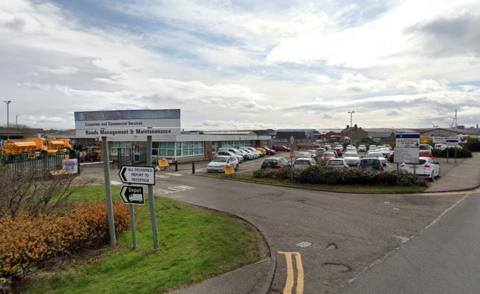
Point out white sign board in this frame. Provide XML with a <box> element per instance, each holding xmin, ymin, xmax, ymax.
<box><xmin>120</xmin><ymin>185</ymin><xmax>145</xmax><ymax>205</ymax></box>
<box><xmin>74</xmin><ymin>109</ymin><xmax>181</xmax><ymax>138</ymax></box>
<box><xmin>446</xmin><ymin>137</ymin><xmax>460</xmax><ymax>147</ymax></box>
<box><xmin>395</xmin><ymin>133</ymin><xmax>420</xmax><ymax>164</ymax></box>
<box><xmin>119</xmin><ymin>166</ymin><xmax>155</xmax><ymax>185</ymax></box>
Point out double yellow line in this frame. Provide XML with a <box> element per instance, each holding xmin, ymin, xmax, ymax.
<box><xmin>278</xmin><ymin>251</ymin><xmax>304</xmax><ymax>294</ymax></box>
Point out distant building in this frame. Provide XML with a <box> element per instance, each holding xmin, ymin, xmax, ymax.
<box><xmin>0</xmin><ymin>127</ymin><xmax>44</xmax><ymax>140</ymax></box>
<box><xmin>274</xmin><ymin>129</ymin><xmax>318</xmax><ymax>143</ymax></box>
<box><xmin>341</xmin><ymin>125</ymin><xmax>368</xmax><ymax>145</ymax></box>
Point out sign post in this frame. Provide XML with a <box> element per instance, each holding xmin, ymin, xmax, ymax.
<box><xmin>147</xmin><ymin>136</ymin><xmax>159</xmax><ymax>250</ymax></box>
<box><xmin>119</xmin><ymin>185</ymin><xmax>145</xmax><ymax>249</ymax></box>
<box><xmin>394</xmin><ymin>133</ymin><xmax>420</xmax><ymax>180</ymax></box>
<box><xmin>289</xmin><ymin>136</ymin><xmax>295</xmax><ymax>181</ymax></box>
<box><xmin>102</xmin><ymin>136</ymin><xmax>116</xmax><ymax>246</ymax></box>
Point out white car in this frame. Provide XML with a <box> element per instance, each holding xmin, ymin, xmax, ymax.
<box><xmin>358</xmin><ymin>145</ymin><xmax>367</xmax><ymax>152</ymax></box>
<box><xmin>294</xmin><ymin>157</ymin><xmax>316</xmax><ymax>169</ymax></box>
<box><xmin>369</xmin><ymin>145</ymin><xmax>377</xmax><ymax>151</ymax></box>
<box><xmin>400</xmin><ymin>157</ymin><xmax>440</xmax><ymax>180</ymax></box>
<box><xmin>343</xmin><ymin>151</ymin><xmax>360</xmax><ymax>166</ymax></box>
<box><xmin>296</xmin><ymin>151</ymin><xmax>314</xmax><ymax>158</ymax></box>
<box><xmin>217</xmin><ymin>150</ymin><xmax>243</xmax><ymax>162</ymax></box>
<box><xmin>346</xmin><ymin>145</ymin><xmax>357</xmax><ymax>152</ymax></box>
<box><xmin>207</xmin><ymin>156</ymin><xmax>239</xmax><ymax>173</ymax></box>
<box><xmin>219</xmin><ymin>147</ymin><xmax>245</xmax><ymax>161</ymax></box>
<box><xmin>326</xmin><ymin>158</ymin><xmax>348</xmax><ymax>168</ymax></box>
<box><xmin>242</xmin><ymin>147</ymin><xmax>261</xmax><ymax>158</ymax></box>
<box><xmin>365</xmin><ymin>152</ymin><xmax>387</xmax><ymax>166</ymax></box>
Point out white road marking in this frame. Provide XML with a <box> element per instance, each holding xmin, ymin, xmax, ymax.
<box><xmin>166</xmin><ymin>173</ymin><xmax>183</xmax><ymax>177</ymax></box>
<box><xmin>156</xmin><ymin>185</ymin><xmax>195</xmax><ymax>195</ymax></box>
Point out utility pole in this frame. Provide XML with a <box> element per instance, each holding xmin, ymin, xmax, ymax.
<box><xmin>347</xmin><ymin>111</ymin><xmax>355</xmax><ymax>127</ymax></box>
<box><xmin>3</xmin><ymin>100</ymin><xmax>11</xmax><ymax>128</ymax></box>
<box><xmin>454</xmin><ymin>109</ymin><xmax>458</xmax><ymax>129</ymax></box>
<box><xmin>15</xmin><ymin>115</ymin><xmax>18</xmax><ymax>128</ymax></box>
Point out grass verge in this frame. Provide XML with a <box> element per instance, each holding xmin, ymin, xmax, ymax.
<box><xmin>22</xmin><ymin>185</ymin><xmax>264</xmax><ymax>294</ymax></box>
<box><xmin>201</xmin><ymin>172</ymin><xmax>426</xmax><ymax>194</ymax></box>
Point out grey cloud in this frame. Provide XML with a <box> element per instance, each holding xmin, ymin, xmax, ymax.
<box><xmin>406</xmin><ymin>13</ymin><xmax>480</xmax><ymax>57</ymax></box>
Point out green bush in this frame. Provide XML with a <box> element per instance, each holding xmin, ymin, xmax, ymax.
<box><xmin>466</xmin><ymin>138</ymin><xmax>480</xmax><ymax>152</ymax></box>
<box><xmin>432</xmin><ymin>148</ymin><xmax>472</xmax><ymax>158</ymax></box>
<box><xmin>254</xmin><ymin>166</ymin><xmax>426</xmax><ymax>187</ymax></box>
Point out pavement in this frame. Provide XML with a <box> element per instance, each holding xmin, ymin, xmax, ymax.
<box><xmin>426</xmin><ymin>152</ymin><xmax>480</xmax><ymax>192</ymax></box>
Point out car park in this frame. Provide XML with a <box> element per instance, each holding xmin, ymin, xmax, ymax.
<box><xmin>272</xmin><ymin>145</ymin><xmax>291</xmax><ymax>152</ymax></box>
<box><xmin>400</xmin><ymin>157</ymin><xmax>440</xmax><ymax>180</ymax></box>
<box><xmin>359</xmin><ymin>158</ymin><xmax>384</xmax><ymax>171</ymax></box>
<box><xmin>294</xmin><ymin>157</ymin><xmax>316</xmax><ymax>169</ymax></box>
<box><xmin>343</xmin><ymin>151</ymin><xmax>360</xmax><ymax>166</ymax></box>
<box><xmin>261</xmin><ymin>157</ymin><xmax>290</xmax><ymax>169</ymax></box>
<box><xmin>207</xmin><ymin>156</ymin><xmax>239</xmax><ymax>173</ymax></box>
<box><xmin>326</xmin><ymin>158</ymin><xmax>348</xmax><ymax>168</ymax></box>
<box><xmin>365</xmin><ymin>151</ymin><xmax>387</xmax><ymax>166</ymax></box>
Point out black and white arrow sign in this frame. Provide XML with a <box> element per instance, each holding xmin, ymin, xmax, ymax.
<box><xmin>120</xmin><ymin>185</ymin><xmax>145</xmax><ymax>205</ymax></box>
<box><xmin>119</xmin><ymin>166</ymin><xmax>155</xmax><ymax>185</ymax></box>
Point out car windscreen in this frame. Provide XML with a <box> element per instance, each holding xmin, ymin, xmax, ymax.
<box><xmin>361</xmin><ymin>159</ymin><xmax>380</xmax><ymax>166</ymax></box>
<box><xmin>329</xmin><ymin>160</ymin><xmax>343</xmax><ymax>165</ymax></box>
<box><xmin>419</xmin><ymin>145</ymin><xmax>430</xmax><ymax>150</ymax></box>
<box><xmin>344</xmin><ymin>152</ymin><xmax>357</xmax><ymax>157</ymax></box>
<box><xmin>295</xmin><ymin>160</ymin><xmax>310</xmax><ymax>165</ymax></box>
<box><xmin>213</xmin><ymin>157</ymin><xmax>228</xmax><ymax>162</ymax></box>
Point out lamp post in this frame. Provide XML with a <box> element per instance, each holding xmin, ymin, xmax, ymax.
<box><xmin>4</xmin><ymin>100</ymin><xmax>11</xmax><ymax>128</ymax></box>
<box><xmin>347</xmin><ymin>110</ymin><xmax>355</xmax><ymax>127</ymax></box>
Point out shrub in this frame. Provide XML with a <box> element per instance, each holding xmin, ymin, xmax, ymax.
<box><xmin>0</xmin><ymin>202</ymin><xmax>130</xmax><ymax>283</ymax></box>
<box><xmin>432</xmin><ymin>148</ymin><xmax>472</xmax><ymax>158</ymax></box>
<box><xmin>254</xmin><ymin>166</ymin><xmax>425</xmax><ymax>187</ymax></box>
<box><xmin>466</xmin><ymin>138</ymin><xmax>480</xmax><ymax>152</ymax></box>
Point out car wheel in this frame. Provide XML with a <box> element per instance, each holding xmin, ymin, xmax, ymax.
<box><xmin>235</xmin><ymin>165</ymin><xmax>239</xmax><ymax>171</ymax></box>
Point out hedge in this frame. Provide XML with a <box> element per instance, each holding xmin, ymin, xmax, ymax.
<box><xmin>0</xmin><ymin>202</ymin><xmax>130</xmax><ymax>284</ymax></box>
<box><xmin>432</xmin><ymin>148</ymin><xmax>472</xmax><ymax>158</ymax></box>
<box><xmin>254</xmin><ymin>166</ymin><xmax>425</xmax><ymax>187</ymax></box>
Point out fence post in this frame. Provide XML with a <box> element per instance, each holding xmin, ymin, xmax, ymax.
<box><xmin>192</xmin><ymin>161</ymin><xmax>195</xmax><ymax>174</ymax></box>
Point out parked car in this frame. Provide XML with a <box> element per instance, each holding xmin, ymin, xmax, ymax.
<box><xmin>346</xmin><ymin>145</ymin><xmax>356</xmax><ymax>152</ymax></box>
<box><xmin>324</xmin><ymin>144</ymin><xmax>332</xmax><ymax>150</ymax></box>
<box><xmin>294</xmin><ymin>157</ymin><xmax>316</xmax><ymax>169</ymax></box>
<box><xmin>218</xmin><ymin>148</ymin><xmax>244</xmax><ymax>162</ymax></box>
<box><xmin>343</xmin><ymin>151</ymin><xmax>360</xmax><ymax>166</ymax></box>
<box><xmin>261</xmin><ymin>157</ymin><xmax>290</xmax><ymax>169</ymax></box>
<box><xmin>326</xmin><ymin>158</ymin><xmax>348</xmax><ymax>168</ymax></box>
<box><xmin>296</xmin><ymin>151</ymin><xmax>314</xmax><ymax>158</ymax></box>
<box><xmin>272</xmin><ymin>145</ymin><xmax>291</xmax><ymax>152</ymax></box>
<box><xmin>419</xmin><ymin>144</ymin><xmax>433</xmax><ymax>157</ymax></box>
<box><xmin>358</xmin><ymin>145</ymin><xmax>367</xmax><ymax>152</ymax></box>
<box><xmin>255</xmin><ymin>147</ymin><xmax>267</xmax><ymax>156</ymax></box>
<box><xmin>400</xmin><ymin>157</ymin><xmax>440</xmax><ymax>180</ymax></box>
<box><xmin>240</xmin><ymin>147</ymin><xmax>260</xmax><ymax>159</ymax></box>
<box><xmin>316</xmin><ymin>147</ymin><xmax>326</xmax><ymax>157</ymax></box>
<box><xmin>262</xmin><ymin>146</ymin><xmax>276</xmax><ymax>155</ymax></box>
<box><xmin>369</xmin><ymin>145</ymin><xmax>377</xmax><ymax>151</ymax></box>
<box><xmin>334</xmin><ymin>146</ymin><xmax>343</xmax><ymax>157</ymax></box>
<box><xmin>244</xmin><ymin>146</ymin><xmax>262</xmax><ymax>158</ymax></box>
<box><xmin>359</xmin><ymin>158</ymin><xmax>384</xmax><ymax>171</ymax></box>
<box><xmin>207</xmin><ymin>156</ymin><xmax>239</xmax><ymax>173</ymax></box>
<box><xmin>433</xmin><ymin>144</ymin><xmax>448</xmax><ymax>151</ymax></box>
<box><xmin>321</xmin><ymin>150</ymin><xmax>337</xmax><ymax>162</ymax></box>
<box><xmin>366</xmin><ymin>151</ymin><xmax>387</xmax><ymax>166</ymax></box>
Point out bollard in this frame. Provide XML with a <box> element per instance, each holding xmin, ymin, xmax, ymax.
<box><xmin>192</xmin><ymin>161</ymin><xmax>195</xmax><ymax>174</ymax></box>
<box><xmin>175</xmin><ymin>161</ymin><xmax>178</xmax><ymax>172</ymax></box>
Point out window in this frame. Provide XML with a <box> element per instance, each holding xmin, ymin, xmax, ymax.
<box><xmin>153</xmin><ymin>142</ymin><xmax>204</xmax><ymax>158</ymax></box>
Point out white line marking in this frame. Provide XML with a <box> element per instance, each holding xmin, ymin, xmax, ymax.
<box><xmin>348</xmin><ymin>191</ymin><xmax>471</xmax><ymax>284</ymax></box>
<box><xmin>166</xmin><ymin>173</ymin><xmax>183</xmax><ymax>177</ymax></box>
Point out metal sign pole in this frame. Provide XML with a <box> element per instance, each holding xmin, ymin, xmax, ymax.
<box><xmin>147</xmin><ymin>135</ymin><xmax>159</xmax><ymax>250</ymax></box>
<box><xmin>129</xmin><ymin>204</ymin><xmax>137</xmax><ymax>249</ymax></box>
<box><xmin>102</xmin><ymin>136</ymin><xmax>116</xmax><ymax>246</ymax></box>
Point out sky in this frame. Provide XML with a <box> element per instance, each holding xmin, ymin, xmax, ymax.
<box><xmin>0</xmin><ymin>0</ymin><xmax>479</xmax><ymax>130</ymax></box>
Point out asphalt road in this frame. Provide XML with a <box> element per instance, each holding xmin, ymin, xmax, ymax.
<box><xmin>341</xmin><ymin>188</ymin><xmax>480</xmax><ymax>294</ymax></box>
<box><xmin>146</xmin><ymin>172</ymin><xmax>459</xmax><ymax>293</ymax></box>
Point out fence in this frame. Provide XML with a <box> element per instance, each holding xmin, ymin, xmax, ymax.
<box><xmin>1</xmin><ymin>154</ymin><xmax>79</xmax><ymax>178</ymax></box>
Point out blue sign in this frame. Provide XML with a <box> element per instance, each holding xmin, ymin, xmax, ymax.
<box><xmin>396</xmin><ymin>133</ymin><xmax>420</xmax><ymax>139</ymax></box>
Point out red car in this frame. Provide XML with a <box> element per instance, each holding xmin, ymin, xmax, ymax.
<box><xmin>262</xmin><ymin>146</ymin><xmax>276</xmax><ymax>155</ymax></box>
<box><xmin>272</xmin><ymin>145</ymin><xmax>291</xmax><ymax>152</ymax></box>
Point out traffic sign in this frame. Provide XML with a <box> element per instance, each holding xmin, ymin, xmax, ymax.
<box><xmin>395</xmin><ymin>133</ymin><xmax>420</xmax><ymax>164</ymax></box>
<box><xmin>120</xmin><ymin>185</ymin><xmax>145</xmax><ymax>205</ymax></box>
<box><xmin>395</xmin><ymin>133</ymin><xmax>420</xmax><ymax>148</ymax></box>
<box><xmin>119</xmin><ymin>166</ymin><xmax>155</xmax><ymax>185</ymax></box>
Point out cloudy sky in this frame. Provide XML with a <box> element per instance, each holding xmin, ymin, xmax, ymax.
<box><xmin>1</xmin><ymin>0</ymin><xmax>479</xmax><ymax>130</ymax></box>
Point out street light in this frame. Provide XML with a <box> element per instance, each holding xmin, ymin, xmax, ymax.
<box><xmin>3</xmin><ymin>100</ymin><xmax>11</xmax><ymax>128</ymax></box>
<box><xmin>347</xmin><ymin>111</ymin><xmax>355</xmax><ymax>128</ymax></box>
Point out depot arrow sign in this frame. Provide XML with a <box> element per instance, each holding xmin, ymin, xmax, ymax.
<box><xmin>119</xmin><ymin>166</ymin><xmax>155</xmax><ymax>185</ymax></box>
<box><xmin>120</xmin><ymin>185</ymin><xmax>145</xmax><ymax>205</ymax></box>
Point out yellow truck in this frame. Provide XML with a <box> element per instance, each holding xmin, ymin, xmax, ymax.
<box><xmin>1</xmin><ymin>138</ymin><xmax>72</xmax><ymax>157</ymax></box>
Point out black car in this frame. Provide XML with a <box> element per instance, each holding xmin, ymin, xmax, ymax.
<box><xmin>261</xmin><ymin>157</ymin><xmax>290</xmax><ymax>169</ymax></box>
<box><xmin>359</xmin><ymin>158</ymin><xmax>384</xmax><ymax>171</ymax></box>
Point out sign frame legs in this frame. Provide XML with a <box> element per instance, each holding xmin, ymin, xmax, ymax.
<box><xmin>102</xmin><ymin>136</ymin><xmax>117</xmax><ymax>246</ymax></box>
<box><xmin>147</xmin><ymin>135</ymin><xmax>160</xmax><ymax>250</ymax></box>
<box><xmin>129</xmin><ymin>204</ymin><xmax>137</xmax><ymax>249</ymax></box>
